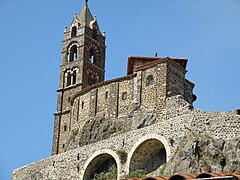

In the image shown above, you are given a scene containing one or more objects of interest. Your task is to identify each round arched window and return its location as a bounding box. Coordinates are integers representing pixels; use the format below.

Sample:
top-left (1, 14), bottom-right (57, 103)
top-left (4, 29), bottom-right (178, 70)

top-left (69, 45), bottom-right (78, 62)
top-left (146, 75), bottom-right (154, 86)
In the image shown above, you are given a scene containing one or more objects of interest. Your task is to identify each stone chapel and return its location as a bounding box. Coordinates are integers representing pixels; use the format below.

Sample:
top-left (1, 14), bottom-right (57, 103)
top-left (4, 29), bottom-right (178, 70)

top-left (12, 2), bottom-right (240, 180)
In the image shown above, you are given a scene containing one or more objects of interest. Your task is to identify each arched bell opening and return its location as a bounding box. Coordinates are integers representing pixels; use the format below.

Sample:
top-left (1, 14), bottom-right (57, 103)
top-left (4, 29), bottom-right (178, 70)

top-left (69, 45), bottom-right (78, 62)
top-left (90, 49), bottom-right (97, 64)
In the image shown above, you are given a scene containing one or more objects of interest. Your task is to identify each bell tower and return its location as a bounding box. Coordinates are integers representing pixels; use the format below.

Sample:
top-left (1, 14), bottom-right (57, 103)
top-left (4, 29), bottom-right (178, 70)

top-left (62, 1), bottom-right (106, 88)
top-left (52, 1), bottom-right (106, 155)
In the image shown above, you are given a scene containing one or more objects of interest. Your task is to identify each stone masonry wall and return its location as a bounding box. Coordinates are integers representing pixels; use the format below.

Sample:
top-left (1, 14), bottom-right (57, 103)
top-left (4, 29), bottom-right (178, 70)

top-left (53, 60), bottom-right (196, 154)
top-left (13, 96), bottom-right (240, 180)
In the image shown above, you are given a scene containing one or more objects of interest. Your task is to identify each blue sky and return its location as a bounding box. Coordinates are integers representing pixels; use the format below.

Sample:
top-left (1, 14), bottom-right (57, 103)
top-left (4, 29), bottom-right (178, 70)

top-left (0, 0), bottom-right (240, 179)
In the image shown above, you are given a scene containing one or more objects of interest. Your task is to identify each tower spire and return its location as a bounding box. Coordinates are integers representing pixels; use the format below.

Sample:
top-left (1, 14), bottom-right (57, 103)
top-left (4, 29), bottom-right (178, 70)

top-left (78, 0), bottom-right (94, 27)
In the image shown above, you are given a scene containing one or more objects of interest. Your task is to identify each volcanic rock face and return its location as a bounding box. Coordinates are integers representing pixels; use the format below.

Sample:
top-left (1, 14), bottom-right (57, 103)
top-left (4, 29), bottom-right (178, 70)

top-left (164, 134), bottom-right (240, 175)
top-left (67, 105), bottom-right (156, 149)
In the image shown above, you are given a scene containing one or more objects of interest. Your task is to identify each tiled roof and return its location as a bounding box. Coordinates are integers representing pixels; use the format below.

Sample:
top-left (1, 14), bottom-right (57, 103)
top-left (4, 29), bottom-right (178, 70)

top-left (70, 56), bottom-right (188, 104)
top-left (127, 172), bottom-right (240, 180)
top-left (127, 56), bottom-right (188, 75)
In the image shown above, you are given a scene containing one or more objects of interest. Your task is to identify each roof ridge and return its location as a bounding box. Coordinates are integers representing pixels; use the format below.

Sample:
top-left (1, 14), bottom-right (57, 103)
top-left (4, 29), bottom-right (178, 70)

top-left (135, 58), bottom-right (187, 73)
top-left (129, 56), bottom-right (188, 60)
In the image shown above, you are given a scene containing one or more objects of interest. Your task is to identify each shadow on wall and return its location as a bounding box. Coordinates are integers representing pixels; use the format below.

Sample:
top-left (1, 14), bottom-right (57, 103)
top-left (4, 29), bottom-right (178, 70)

top-left (129, 139), bottom-right (167, 174)
top-left (83, 153), bottom-right (117, 180)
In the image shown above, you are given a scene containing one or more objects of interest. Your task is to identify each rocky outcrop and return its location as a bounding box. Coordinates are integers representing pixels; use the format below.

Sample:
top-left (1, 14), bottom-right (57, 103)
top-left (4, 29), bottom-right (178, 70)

top-left (12, 107), bottom-right (240, 180)
top-left (68, 104), bottom-right (156, 150)
top-left (163, 134), bottom-right (240, 175)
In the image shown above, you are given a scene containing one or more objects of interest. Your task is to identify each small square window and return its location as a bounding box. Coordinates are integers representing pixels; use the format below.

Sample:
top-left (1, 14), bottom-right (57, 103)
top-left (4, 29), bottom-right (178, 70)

top-left (122, 92), bottom-right (127, 100)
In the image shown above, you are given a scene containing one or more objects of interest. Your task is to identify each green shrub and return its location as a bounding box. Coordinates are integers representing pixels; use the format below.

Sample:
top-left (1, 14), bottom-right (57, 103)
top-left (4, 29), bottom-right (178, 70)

top-left (92, 165), bottom-right (117, 180)
top-left (116, 148), bottom-right (126, 156)
top-left (158, 163), bottom-right (166, 175)
top-left (116, 148), bottom-right (127, 163)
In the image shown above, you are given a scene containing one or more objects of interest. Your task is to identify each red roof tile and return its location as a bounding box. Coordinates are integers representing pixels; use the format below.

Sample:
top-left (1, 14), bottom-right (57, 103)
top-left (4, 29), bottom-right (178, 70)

top-left (169, 174), bottom-right (197, 180)
top-left (127, 172), bottom-right (240, 180)
top-left (127, 56), bottom-right (188, 75)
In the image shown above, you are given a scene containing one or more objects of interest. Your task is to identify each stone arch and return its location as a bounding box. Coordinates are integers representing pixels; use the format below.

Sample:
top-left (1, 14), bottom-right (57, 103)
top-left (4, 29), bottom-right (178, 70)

top-left (67, 42), bottom-right (79, 62)
top-left (88, 43), bottom-right (100, 53)
top-left (126, 134), bottom-right (171, 175)
top-left (80, 149), bottom-right (121, 180)
top-left (88, 43), bottom-right (100, 65)
top-left (64, 67), bottom-right (79, 87)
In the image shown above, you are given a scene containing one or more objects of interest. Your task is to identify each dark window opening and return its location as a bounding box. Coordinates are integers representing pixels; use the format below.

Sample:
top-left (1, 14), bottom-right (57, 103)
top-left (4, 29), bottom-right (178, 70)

top-left (77, 165), bottom-right (80, 172)
top-left (72, 71), bottom-right (76, 85)
top-left (71, 26), bottom-right (77, 37)
top-left (67, 73), bottom-right (71, 86)
top-left (122, 92), bottom-right (127, 100)
top-left (146, 75), bottom-right (154, 86)
top-left (105, 91), bottom-right (108, 99)
top-left (77, 153), bottom-right (80, 160)
top-left (90, 49), bottom-right (96, 64)
top-left (64, 125), bottom-right (67, 132)
top-left (62, 144), bottom-right (65, 149)
top-left (82, 101), bottom-right (84, 109)
top-left (69, 45), bottom-right (77, 62)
